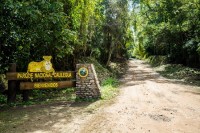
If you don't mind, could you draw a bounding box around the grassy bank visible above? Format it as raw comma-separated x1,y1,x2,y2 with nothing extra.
147,56,200,86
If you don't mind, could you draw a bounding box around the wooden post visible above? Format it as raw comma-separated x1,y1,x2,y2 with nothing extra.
22,90,29,102
7,63,17,104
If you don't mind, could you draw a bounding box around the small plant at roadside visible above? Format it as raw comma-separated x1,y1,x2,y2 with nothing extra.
101,77,119,87
0,94,6,104
101,77,120,100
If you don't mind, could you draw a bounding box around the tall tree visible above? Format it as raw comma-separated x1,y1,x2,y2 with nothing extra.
102,0,132,66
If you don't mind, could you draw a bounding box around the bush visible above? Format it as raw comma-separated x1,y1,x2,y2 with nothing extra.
101,77,119,87
147,56,168,67
0,74,7,92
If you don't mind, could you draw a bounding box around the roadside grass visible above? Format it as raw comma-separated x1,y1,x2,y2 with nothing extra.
82,77,120,112
101,77,120,100
154,64,200,85
147,56,168,67
0,88,76,108
156,64,200,80
146,55,200,86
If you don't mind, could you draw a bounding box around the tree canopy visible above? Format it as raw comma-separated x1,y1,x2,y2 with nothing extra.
132,0,200,67
0,0,199,73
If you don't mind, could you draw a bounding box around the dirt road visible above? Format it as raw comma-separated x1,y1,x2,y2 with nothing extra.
72,59,200,133
1,59,200,133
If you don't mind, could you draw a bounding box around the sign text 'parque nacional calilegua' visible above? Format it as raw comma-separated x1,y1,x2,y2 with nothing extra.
16,72,72,79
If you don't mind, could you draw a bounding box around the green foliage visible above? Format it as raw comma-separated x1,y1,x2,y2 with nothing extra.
132,0,200,67
101,77,119,87
0,0,131,73
133,43,147,59
197,45,200,55
0,94,6,104
100,0,133,65
101,77,119,100
0,88,76,107
1,0,199,73
0,74,7,91
0,0,77,72
148,56,168,67
30,88,76,103
155,64,200,85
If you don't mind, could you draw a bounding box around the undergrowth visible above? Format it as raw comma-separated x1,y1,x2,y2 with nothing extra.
101,77,120,100
0,88,76,108
155,64,200,82
147,56,200,85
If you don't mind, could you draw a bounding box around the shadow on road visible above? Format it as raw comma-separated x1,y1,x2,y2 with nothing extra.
0,100,98,133
120,59,200,88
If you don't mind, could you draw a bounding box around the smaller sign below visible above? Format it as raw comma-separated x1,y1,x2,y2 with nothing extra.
20,81,75,90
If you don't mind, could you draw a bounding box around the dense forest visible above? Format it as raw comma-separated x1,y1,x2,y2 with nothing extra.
132,0,200,67
0,0,199,73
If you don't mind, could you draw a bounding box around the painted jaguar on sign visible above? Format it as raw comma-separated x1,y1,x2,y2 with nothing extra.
27,56,55,73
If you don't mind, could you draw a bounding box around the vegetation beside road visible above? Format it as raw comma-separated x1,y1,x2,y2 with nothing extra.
146,56,200,86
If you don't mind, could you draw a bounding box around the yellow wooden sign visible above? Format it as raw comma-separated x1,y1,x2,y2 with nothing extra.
6,56,76,90
6,56,75,80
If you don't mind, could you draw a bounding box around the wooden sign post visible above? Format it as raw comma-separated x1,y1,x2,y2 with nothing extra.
7,63,17,103
6,56,76,103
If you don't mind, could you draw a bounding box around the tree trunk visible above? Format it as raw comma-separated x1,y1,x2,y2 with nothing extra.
7,63,17,104
106,41,115,66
